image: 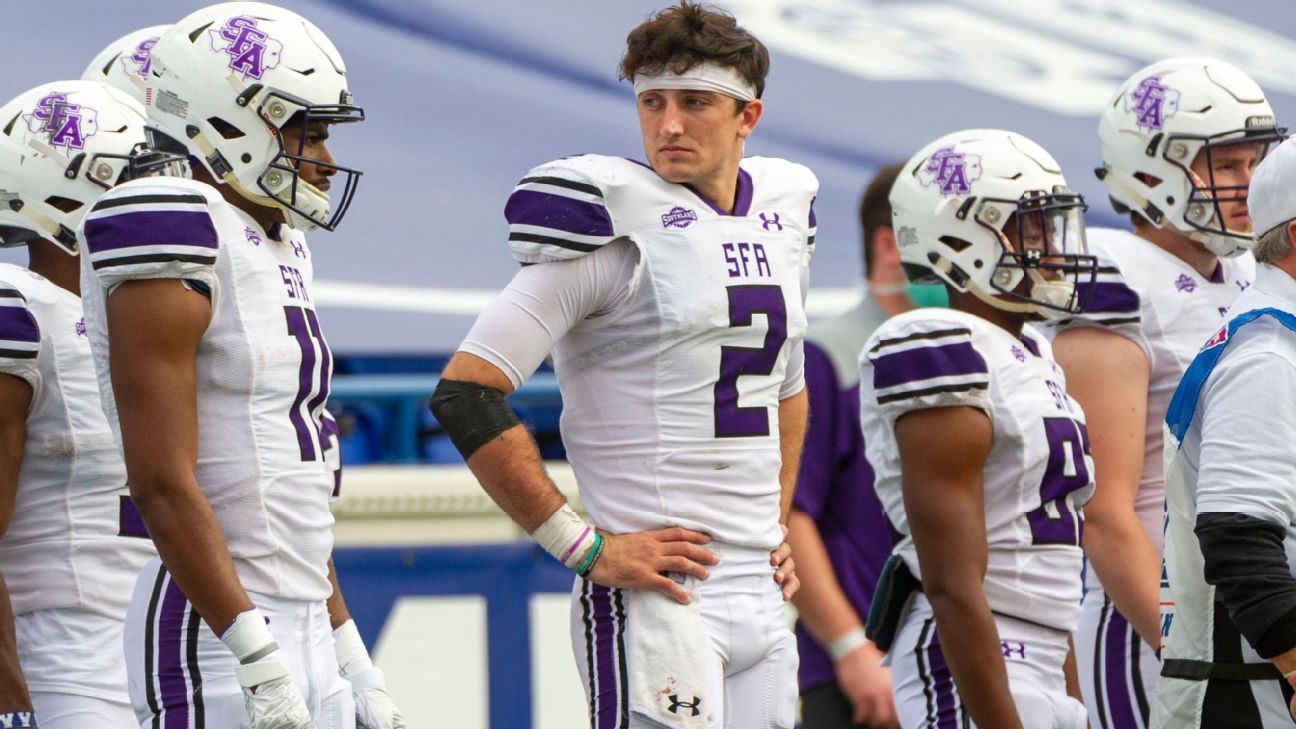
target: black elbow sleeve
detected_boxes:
[428,378,521,461]
[1196,511,1296,658]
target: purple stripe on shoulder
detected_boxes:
[808,196,817,229]
[84,209,218,254]
[157,577,191,729]
[872,340,987,391]
[590,584,619,729]
[1083,280,1140,315]
[505,189,613,238]
[0,306,38,344]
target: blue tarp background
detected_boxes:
[6,0,1296,351]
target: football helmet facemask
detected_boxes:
[1097,57,1286,257]
[890,129,1098,319]
[0,80,185,254]
[144,2,364,231]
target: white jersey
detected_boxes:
[860,309,1094,632]
[79,177,336,601]
[1049,227,1251,584]
[1155,265,1296,727]
[0,264,155,618]
[466,154,815,550]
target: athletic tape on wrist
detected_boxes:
[220,608,279,665]
[531,504,598,571]
[333,619,375,676]
[828,627,869,661]
[0,711,37,728]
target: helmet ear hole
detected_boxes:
[187,22,212,43]
[2,114,17,136]
[207,117,245,140]
[939,235,974,253]
[44,196,83,214]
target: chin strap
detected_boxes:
[186,125,305,230]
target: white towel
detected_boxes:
[626,573,710,728]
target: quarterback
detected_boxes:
[0,80,164,729]
[431,3,810,727]
[862,129,1095,728]
[77,4,401,728]
[1049,58,1283,729]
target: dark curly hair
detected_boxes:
[618,2,769,101]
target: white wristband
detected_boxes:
[530,504,596,570]
[220,608,277,664]
[827,627,868,661]
[333,619,374,675]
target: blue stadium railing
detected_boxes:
[329,369,564,464]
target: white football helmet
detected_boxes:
[82,25,170,105]
[1097,57,1285,257]
[890,129,1097,319]
[144,2,364,231]
[0,80,183,255]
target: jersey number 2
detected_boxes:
[714,285,787,438]
[285,305,332,462]
[1028,417,1091,545]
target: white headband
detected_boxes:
[632,62,757,102]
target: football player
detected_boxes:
[862,129,1096,728]
[429,2,811,726]
[76,4,402,728]
[0,80,164,729]
[82,25,169,105]
[1049,57,1284,728]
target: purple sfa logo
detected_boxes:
[244,226,262,246]
[1010,345,1026,363]
[1174,273,1197,293]
[121,36,159,78]
[661,206,698,229]
[75,318,87,337]
[917,146,982,197]
[209,15,284,81]
[22,93,99,152]
[1125,74,1181,132]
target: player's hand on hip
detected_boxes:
[235,651,311,729]
[770,524,800,601]
[588,527,719,604]
[835,641,898,728]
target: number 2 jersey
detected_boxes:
[860,309,1094,632]
[461,154,816,550]
[0,264,156,618]
[78,176,337,602]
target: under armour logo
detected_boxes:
[245,226,262,246]
[1174,273,1197,293]
[668,695,702,717]
[1001,641,1026,660]
[0,712,36,728]
[290,239,306,258]
[759,212,782,231]
[75,318,87,337]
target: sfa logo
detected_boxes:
[917,146,981,197]
[121,36,160,78]
[23,93,99,152]
[210,15,284,80]
[1125,74,1180,132]
[661,206,698,229]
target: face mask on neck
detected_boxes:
[906,282,949,309]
